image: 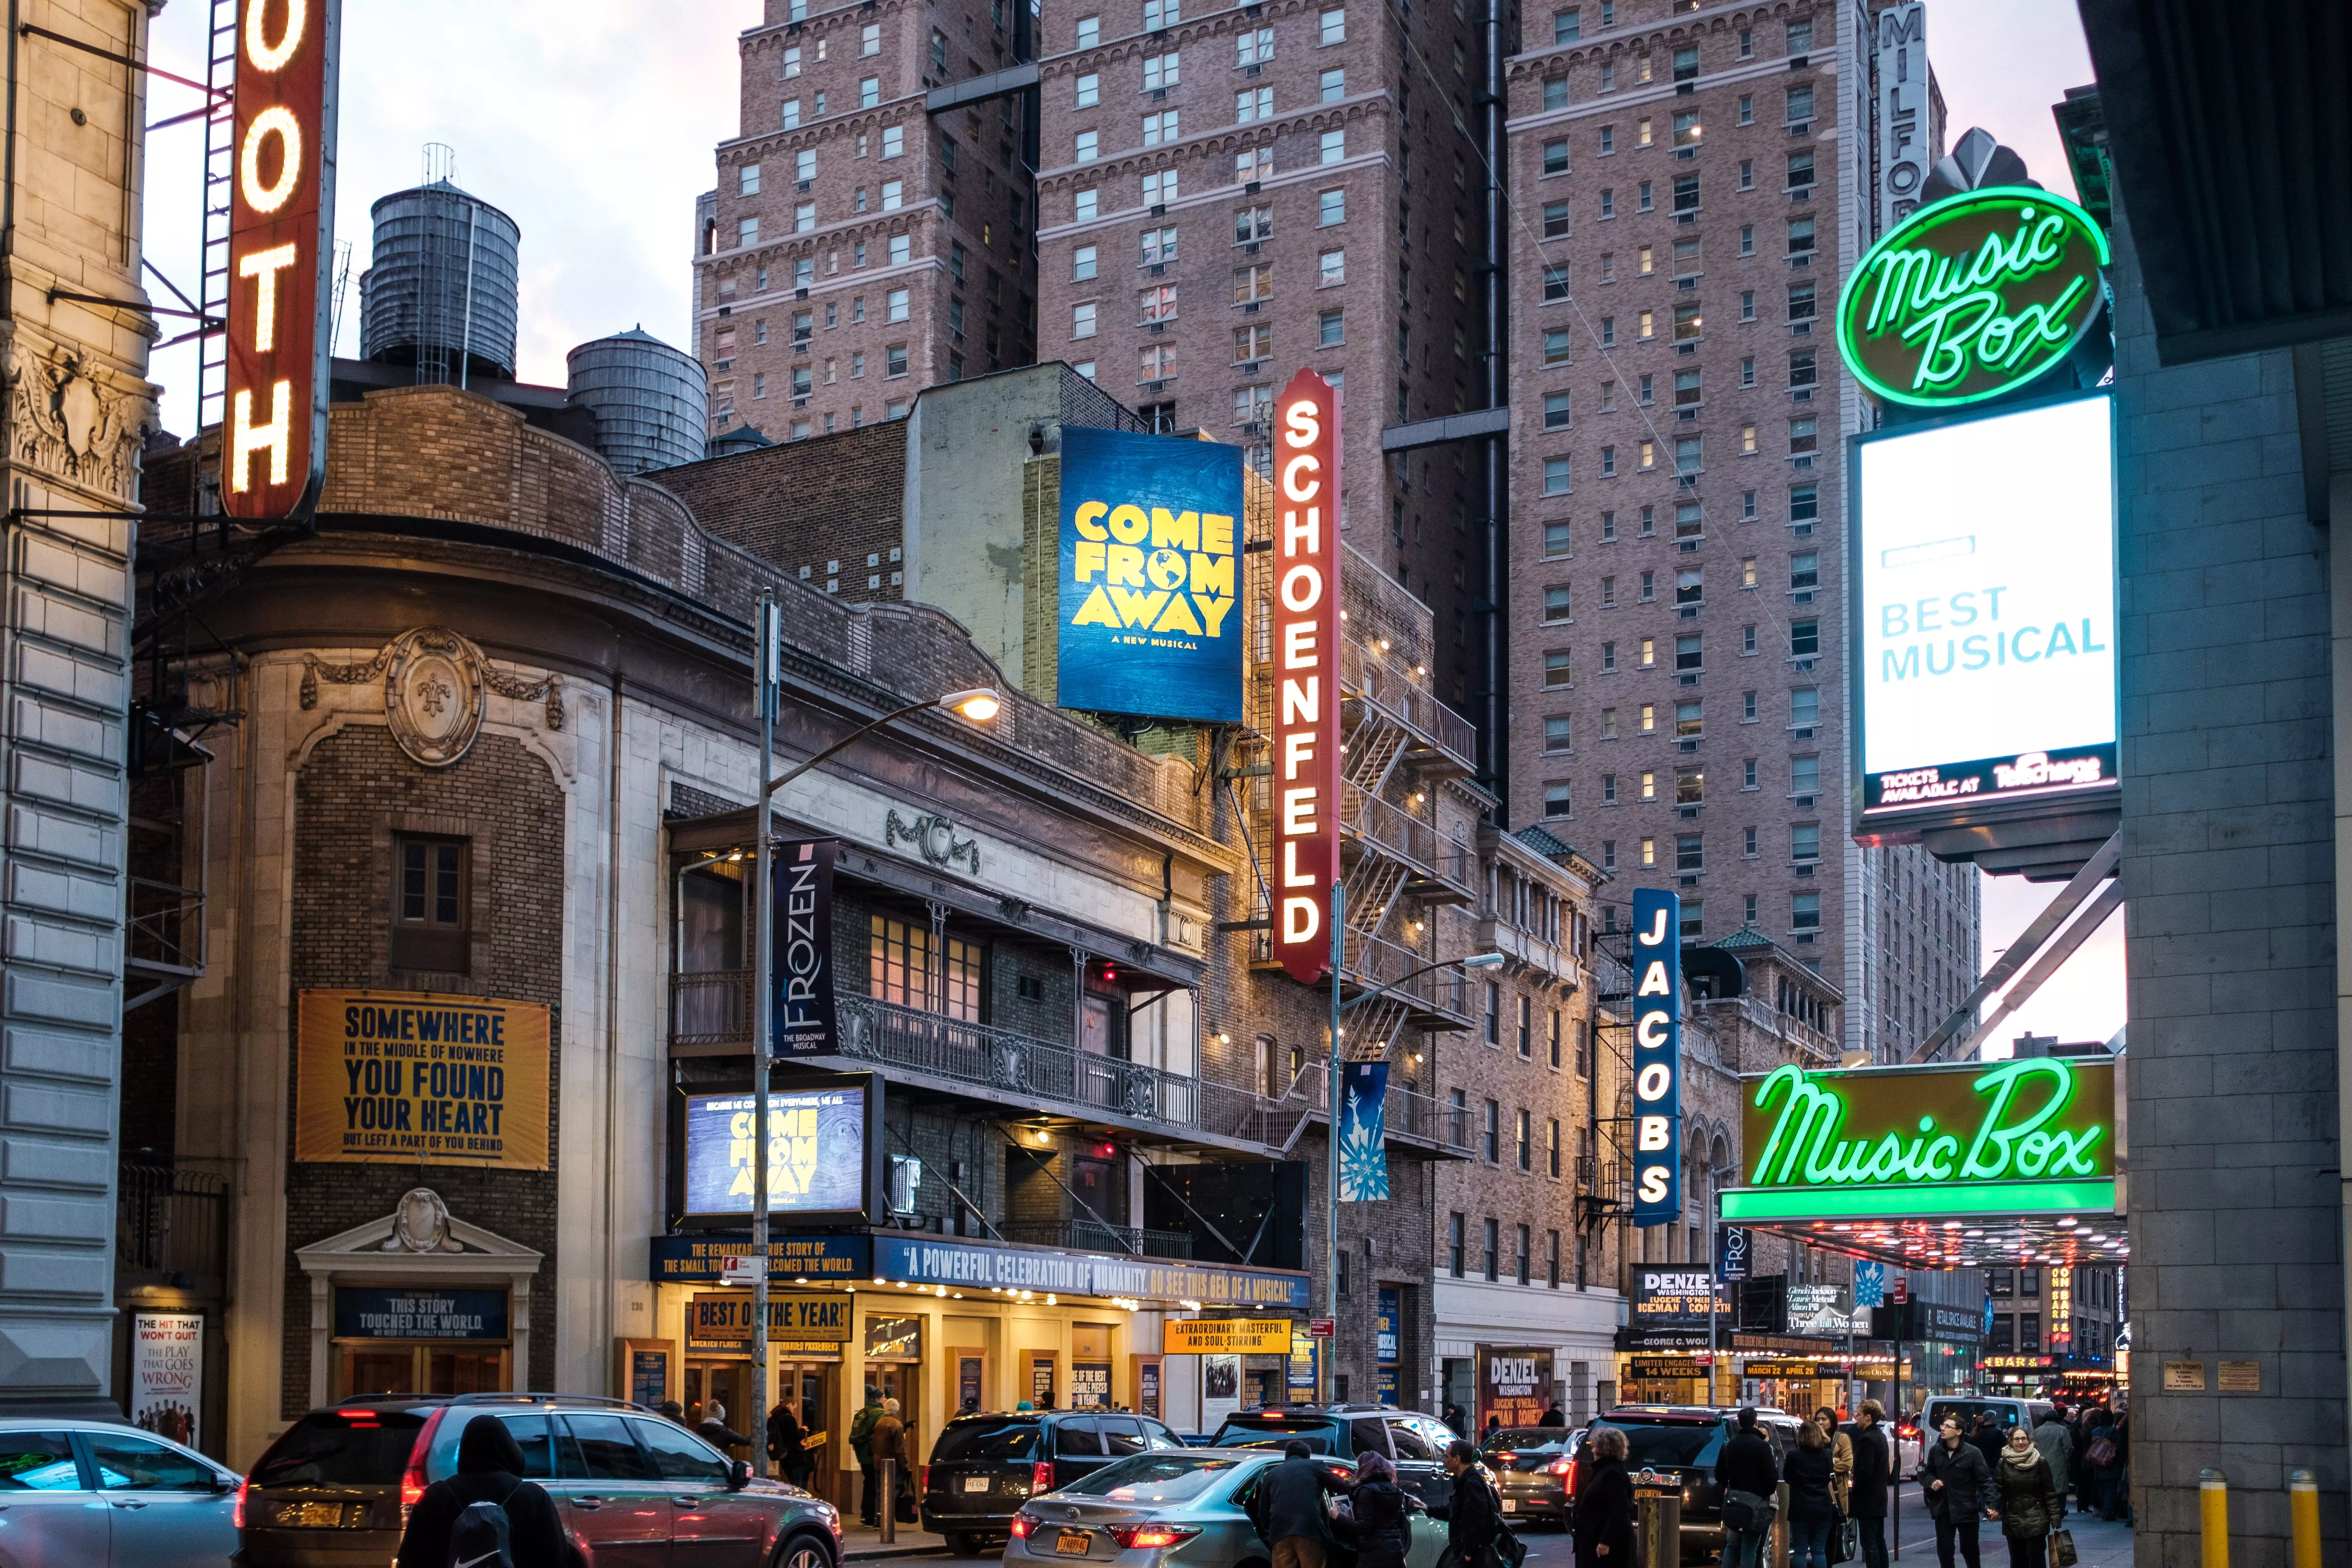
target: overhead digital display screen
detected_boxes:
[1853,394,2117,831]
[682,1086,867,1220]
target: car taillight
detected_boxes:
[400,1408,447,1517]
[1110,1525,1203,1550]
[1011,1514,1038,1538]
[920,1465,931,1495]
[1032,1461,1054,1494]
[1565,1458,1581,1493]
[1546,1458,1574,1477]
[233,1478,247,1530]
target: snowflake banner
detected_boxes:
[1337,1062,1390,1202]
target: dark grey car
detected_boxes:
[922,1411,1189,1552]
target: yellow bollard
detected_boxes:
[2289,1469,2320,1568]
[2199,1468,2229,1568]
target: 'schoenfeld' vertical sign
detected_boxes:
[1272,369,1342,983]
[1630,888,1682,1226]
[225,0,340,518]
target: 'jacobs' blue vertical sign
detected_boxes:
[1056,425,1245,724]
[1630,888,1682,1227]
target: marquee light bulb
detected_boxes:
[240,106,303,214]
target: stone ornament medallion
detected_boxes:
[301,627,563,767]
[384,630,486,767]
[383,1187,464,1253]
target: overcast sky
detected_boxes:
[135,0,2114,1043]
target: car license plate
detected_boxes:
[1057,1530,1092,1555]
[278,1501,352,1527]
[1501,1500,1518,1514]
[965,1476,991,1493]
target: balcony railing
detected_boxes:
[1344,793,1436,870]
[1000,1219,1195,1259]
[1341,929,1469,1021]
[1475,916,1583,990]
[117,1163,226,1280]
[838,993,1241,1131]
[1341,640,1478,772]
[673,969,752,1051]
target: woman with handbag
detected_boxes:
[1811,1409,1855,1514]
[1990,1424,2062,1568]
[1570,1426,1634,1568]
[1784,1419,1840,1568]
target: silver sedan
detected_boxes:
[1007,1450,1449,1568]
[0,1418,241,1566]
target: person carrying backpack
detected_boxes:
[396,1415,580,1568]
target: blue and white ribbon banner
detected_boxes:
[1337,1061,1390,1201]
[1631,888,1682,1227]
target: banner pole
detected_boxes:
[750,596,776,1478]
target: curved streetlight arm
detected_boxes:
[761,697,942,800]
[1336,952,1504,1015]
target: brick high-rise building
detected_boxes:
[1499,0,1976,1059]
[1028,0,1489,650]
[694,0,1040,443]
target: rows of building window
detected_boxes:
[1530,551,1824,626]
[1543,9,1815,80]
[1474,987,1590,1073]
[1445,1213,1570,1288]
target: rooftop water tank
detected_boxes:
[359,179,522,382]
[566,328,710,475]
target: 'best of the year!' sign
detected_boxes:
[296,990,550,1168]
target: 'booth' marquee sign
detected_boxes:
[1836,186,2109,410]
[225,0,341,517]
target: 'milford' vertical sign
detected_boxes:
[1272,369,1342,984]
[225,0,340,518]
[1630,888,1682,1226]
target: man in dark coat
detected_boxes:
[1434,1439,1505,1568]
[1254,1439,1358,1568]
[1715,1409,1779,1568]
[1538,1401,1568,1429]
[396,1415,579,1568]
[1845,1400,1894,1568]
[1920,1415,1996,1568]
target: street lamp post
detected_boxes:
[744,591,1000,1475]
[1317,896,1503,1406]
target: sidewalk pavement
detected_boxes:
[1892,1508,2132,1567]
[839,1520,956,1561]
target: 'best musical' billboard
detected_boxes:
[1056,425,1244,723]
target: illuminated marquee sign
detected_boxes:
[1630,888,1681,1226]
[680,1083,873,1224]
[1057,426,1245,723]
[1722,1056,2117,1222]
[225,0,340,517]
[1271,368,1342,984]
[1837,186,2109,409]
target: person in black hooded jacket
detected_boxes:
[395,1415,582,1568]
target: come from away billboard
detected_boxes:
[1057,425,1244,723]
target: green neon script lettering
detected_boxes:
[1748,1060,2103,1188]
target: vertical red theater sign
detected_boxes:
[1272,369,1342,983]
[224,0,341,519]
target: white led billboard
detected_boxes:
[1853,393,2116,828]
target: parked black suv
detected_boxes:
[1580,1406,1801,1561]
[241,1393,842,1568]
[920,1410,1188,1552]
[1207,1405,1459,1511]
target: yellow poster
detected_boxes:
[296,989,551,1169]
[1163,1318,1290,1355]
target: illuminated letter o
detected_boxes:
[1279,564,1322,612]
[1635,1063,1672,1101]
[240,107,303,215]
[245,0,307,72]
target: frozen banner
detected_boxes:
[1337,1061,1390,1201]
[772,838,838,1057]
